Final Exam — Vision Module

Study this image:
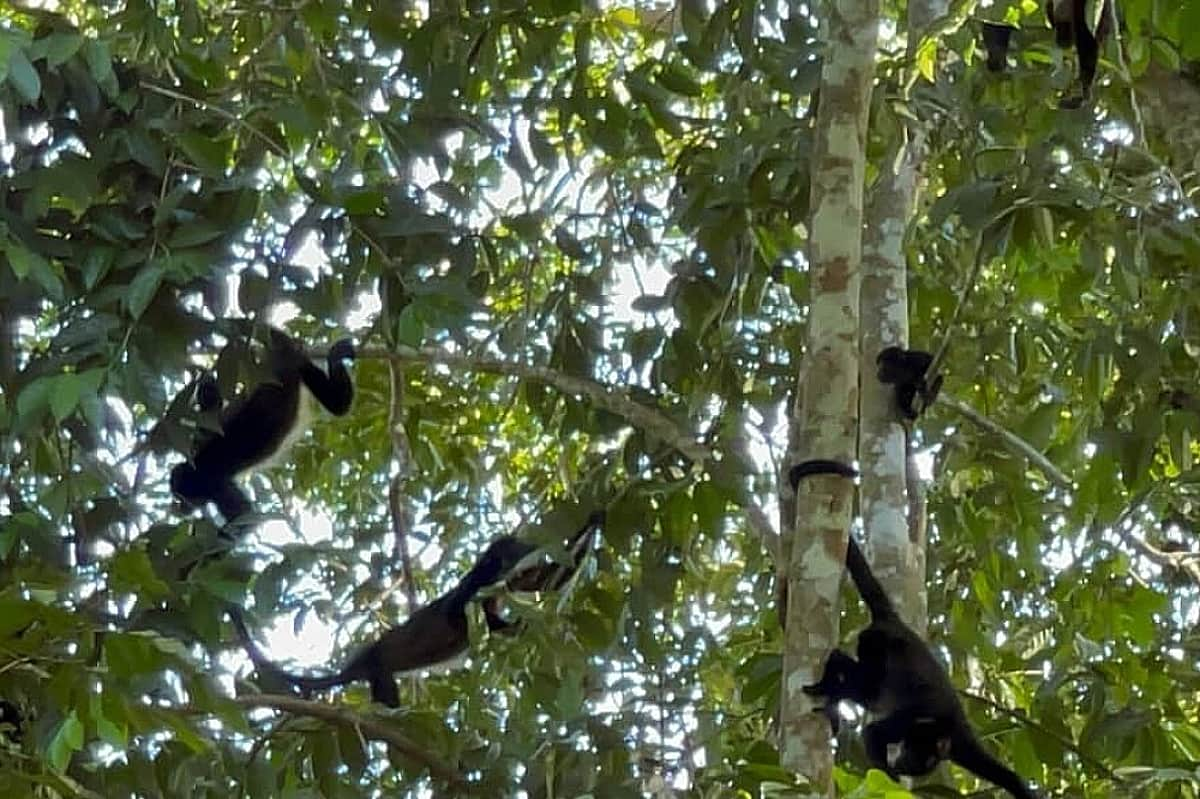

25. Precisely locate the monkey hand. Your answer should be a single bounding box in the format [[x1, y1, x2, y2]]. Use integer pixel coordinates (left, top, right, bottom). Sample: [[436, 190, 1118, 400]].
[[329, 339, 356, 363]]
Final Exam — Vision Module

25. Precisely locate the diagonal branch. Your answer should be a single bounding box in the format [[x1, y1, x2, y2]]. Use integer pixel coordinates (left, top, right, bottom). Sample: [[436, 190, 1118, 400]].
[[960, 690, 1116, 779], [937, 394, 1072, 489], [358, 345, 710, 462], [327, 345, 779, 552], [1103, 486, 1200, 590], [232, 694, 465, 785]]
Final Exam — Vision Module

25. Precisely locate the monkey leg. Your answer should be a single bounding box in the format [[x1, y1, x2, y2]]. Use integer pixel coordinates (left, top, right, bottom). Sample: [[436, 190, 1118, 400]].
[[863, 711, 921, 777]]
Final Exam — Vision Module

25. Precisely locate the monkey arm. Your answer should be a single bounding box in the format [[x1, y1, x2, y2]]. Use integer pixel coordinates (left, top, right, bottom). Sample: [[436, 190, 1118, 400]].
[[296, 338, 355, 416]]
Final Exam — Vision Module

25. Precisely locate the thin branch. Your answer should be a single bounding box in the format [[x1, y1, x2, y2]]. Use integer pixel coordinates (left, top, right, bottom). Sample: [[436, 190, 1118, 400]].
[[928, 231, 987, 382], [346, 345, 782, 560], [387, 358, 418, 612], [354, 345, 711, 464], [960, 690, 1117, 779], [140, 83, 284, 157], [726, 428, 782, 557], [232, 694, 465, 785], [386, 481, 418, 611], [1104, 486, 1200, 589], [139, 83, 407, 272], [937, 394, 1072, 489]]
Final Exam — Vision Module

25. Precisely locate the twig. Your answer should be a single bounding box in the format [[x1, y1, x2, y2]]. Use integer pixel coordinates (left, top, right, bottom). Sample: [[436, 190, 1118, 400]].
[[139, 83, 407, 272], [232, 694, 466, 785], [387, 358, 418, 612], [928, 226, 995, 389], [352, 345, 711, 465], [340, 344, 783, 566], [960, 690, 1116, 779], [937, 394, 1072, 489], [1103, 486, 1200, 589], [726, 428, 782, 557], [367, 346, 787, 549], [140, 83, 285, 157]]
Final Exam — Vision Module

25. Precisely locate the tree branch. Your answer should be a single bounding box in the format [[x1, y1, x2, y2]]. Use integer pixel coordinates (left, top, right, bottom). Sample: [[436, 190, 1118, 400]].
[[1104, 486, 1200, 590], [960, 690, 1116, 779], [937, 395, 1072, 489], [232, 694, 465, 785], [356, 345, 711, 463], [927, 225, 998, 387], [386, 358, 419, 612], [332, 345, 779, 550]]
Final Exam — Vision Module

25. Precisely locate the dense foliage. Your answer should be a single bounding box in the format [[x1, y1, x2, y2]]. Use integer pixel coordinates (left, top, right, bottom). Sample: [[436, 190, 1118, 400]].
[[2, 1, 1200, 797]]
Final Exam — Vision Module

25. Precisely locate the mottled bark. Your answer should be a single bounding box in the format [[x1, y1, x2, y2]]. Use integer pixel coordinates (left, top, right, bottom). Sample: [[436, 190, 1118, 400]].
[[779, 0, 879, 786], [860, 139, 924, 629], [858, 0, 949, 631]]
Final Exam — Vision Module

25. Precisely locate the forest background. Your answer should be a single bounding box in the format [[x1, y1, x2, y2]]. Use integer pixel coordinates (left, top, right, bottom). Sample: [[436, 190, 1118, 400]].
[[1, 0, 1200, 797]]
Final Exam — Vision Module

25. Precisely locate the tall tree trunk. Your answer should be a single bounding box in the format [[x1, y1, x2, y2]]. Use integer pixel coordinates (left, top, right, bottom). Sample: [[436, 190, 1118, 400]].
[[859, 0, 950, 633], [779, 0, 879, 787]]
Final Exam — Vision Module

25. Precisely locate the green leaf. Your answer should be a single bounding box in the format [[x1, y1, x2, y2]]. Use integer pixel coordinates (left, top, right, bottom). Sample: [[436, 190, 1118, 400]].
[[7, 50, 41, 103], [238, 272, 271, 312], [312, 730, 340, 797], [82, 39, 117, 95], [0, 524, 14, 559], [176, 132, 230, 175], [915, 37, 937, 83], [343, 189, 385, 215], [40, 32, 84, 67], [16, 376, 54, 422], [89, 692, 128, 749], [81, 247, 116, 290], [105, 633, 163, 679], [47, 712, 84, 772], [1184, 1, 1200, 57], [125, 263, 165, 319], [108, 550, 171, 600], [396, 305, 423, 347], [656, 61, 702, 97], [166, 222, 225, 249], [6, 241, 45, 280], [49, 373, 82, 422]]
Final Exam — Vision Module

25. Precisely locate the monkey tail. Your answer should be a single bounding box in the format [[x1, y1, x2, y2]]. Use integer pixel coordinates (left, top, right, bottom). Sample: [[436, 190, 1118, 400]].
[[845, 537, 900, 623], [950, 732, 1040, 799], [787, 459, 858, 490], [228, 607, 343, 694], [786, 460, 891, 620]]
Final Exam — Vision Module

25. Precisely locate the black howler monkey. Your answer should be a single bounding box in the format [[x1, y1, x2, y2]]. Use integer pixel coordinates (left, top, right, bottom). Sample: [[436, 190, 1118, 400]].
[[790, 460, 1038, 799], [876, 347, 942, 421], [1046, 0, 1112, 109], [982, 23, 1017, 72], [482, 510, 605, 632], [170, 329, 355, 524], [231, 536, 538, 707], [0, 700, 22, 743]]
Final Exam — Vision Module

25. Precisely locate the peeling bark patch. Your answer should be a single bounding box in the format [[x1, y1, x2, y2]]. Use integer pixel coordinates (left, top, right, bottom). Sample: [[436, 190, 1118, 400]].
[[799, 538, 846, 583], [816, 259, 852, 291]]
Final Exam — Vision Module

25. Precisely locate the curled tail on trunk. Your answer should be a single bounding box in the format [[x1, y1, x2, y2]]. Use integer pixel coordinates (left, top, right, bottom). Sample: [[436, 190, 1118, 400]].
[[780, 458, 858, 628], [787, 459, 858, 489], [787, 459, 894, 623]]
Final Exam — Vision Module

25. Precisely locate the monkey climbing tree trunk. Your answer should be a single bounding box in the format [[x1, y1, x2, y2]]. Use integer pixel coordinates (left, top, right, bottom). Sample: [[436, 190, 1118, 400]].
[[858, 0, 949, 634], [779, 0, 879, 787]]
